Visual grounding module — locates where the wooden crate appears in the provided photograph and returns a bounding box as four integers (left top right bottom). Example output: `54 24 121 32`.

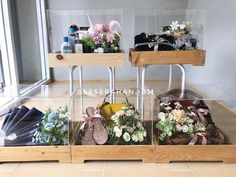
71 120 155 163
0 146 71 163
48 52 125 68
71 144 154 163
156 145 236 163
129 49 206 67
155 101 236 163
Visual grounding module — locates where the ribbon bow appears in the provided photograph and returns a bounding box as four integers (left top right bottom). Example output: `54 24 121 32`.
79 107 104 131
189 132 208 145
189 106 209 126
0 129 17 147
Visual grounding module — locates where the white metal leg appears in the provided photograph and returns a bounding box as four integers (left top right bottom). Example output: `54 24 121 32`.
79 66 84 113
168 65 173 91
108 67 113 103
69 65 77 95
112 67 116 103
136 67 141 112
175 64 186 98
141 66 147 120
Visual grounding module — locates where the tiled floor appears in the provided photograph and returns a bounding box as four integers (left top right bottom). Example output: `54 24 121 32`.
1 161 236 177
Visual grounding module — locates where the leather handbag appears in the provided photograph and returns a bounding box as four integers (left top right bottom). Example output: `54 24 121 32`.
99 90 130 121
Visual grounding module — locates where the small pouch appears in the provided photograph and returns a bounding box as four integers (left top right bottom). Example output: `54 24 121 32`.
99 90 130 121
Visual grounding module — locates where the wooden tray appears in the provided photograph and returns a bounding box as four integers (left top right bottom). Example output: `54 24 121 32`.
48 52 125 68
0 146 71 163
129 49 206 67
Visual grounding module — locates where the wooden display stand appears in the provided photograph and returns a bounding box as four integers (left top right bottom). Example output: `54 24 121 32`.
155 101 236 163
48 52 125 67
129 49 206 67
71 121 155 163
156 145 236 163
0 146 71 163
71 144 154 163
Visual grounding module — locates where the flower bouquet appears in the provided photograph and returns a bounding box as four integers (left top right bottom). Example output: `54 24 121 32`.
156 100 225 145
81 20 121 53
33 106 69 145
162 21 197 50
106 105 149 145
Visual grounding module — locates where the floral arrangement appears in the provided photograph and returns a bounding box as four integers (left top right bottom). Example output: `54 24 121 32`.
81 20 121 53
106 105 148 145
156 101 206 143
164 21 192 38
32 106 69 145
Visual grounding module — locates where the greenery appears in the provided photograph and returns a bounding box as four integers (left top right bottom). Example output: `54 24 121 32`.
155 101 206 143
106 105 149 145
80 36 95 53
32 106 69 145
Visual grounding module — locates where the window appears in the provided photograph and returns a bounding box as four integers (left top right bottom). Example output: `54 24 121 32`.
0 0 49 109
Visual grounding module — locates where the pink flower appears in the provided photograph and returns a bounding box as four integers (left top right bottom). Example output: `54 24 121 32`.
102 24 109 32
106 32 115 43
94 24 103 32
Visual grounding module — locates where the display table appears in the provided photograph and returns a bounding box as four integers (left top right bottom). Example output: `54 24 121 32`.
129 49 206 118
48 52 125 112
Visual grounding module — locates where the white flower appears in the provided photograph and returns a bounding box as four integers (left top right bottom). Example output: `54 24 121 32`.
165 106 172 110
131 134 139 142
116 110 125 117
170 21 179 30
111 114 118 121
137 122 144 130
174 102 183 108
138 133 144 142
123 132 131 142
126 110 134 116
188 124 194 132
122 106 129 110
143 130 147 137
187 118 194 124
181 125 189 133
195 121 206 132
165 30 171 35
158 112 166 121
114 126 122 138
179 24 186 30
126 127 134 133
176 124 182 132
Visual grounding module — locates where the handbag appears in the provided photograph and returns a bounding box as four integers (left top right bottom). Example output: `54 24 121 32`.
99 90 130 121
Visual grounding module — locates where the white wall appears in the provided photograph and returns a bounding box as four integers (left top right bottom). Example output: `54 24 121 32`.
186 0 236 109
47 0 188 81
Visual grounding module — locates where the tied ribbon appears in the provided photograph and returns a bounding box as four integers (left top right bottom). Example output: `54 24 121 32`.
0 129 17 147
189 106 209 126
189 132 207 145
79 107 104 131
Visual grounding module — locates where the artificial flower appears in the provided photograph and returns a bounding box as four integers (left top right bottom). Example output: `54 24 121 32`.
170 21 179 30
181 125 189 133
158 112 166 121
123 132 131 142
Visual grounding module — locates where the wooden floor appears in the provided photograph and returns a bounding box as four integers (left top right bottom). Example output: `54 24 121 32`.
1 80 236 177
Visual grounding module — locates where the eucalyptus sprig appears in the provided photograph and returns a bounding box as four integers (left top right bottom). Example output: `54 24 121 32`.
32 106 69 145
